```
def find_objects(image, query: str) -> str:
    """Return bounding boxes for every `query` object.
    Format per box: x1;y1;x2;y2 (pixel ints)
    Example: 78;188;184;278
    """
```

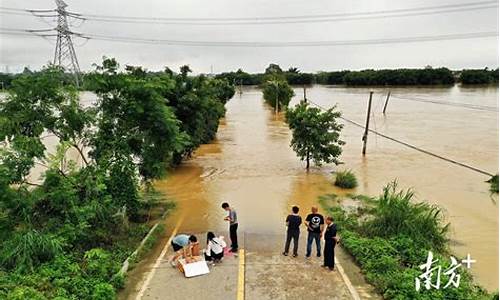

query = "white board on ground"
180;260;210;278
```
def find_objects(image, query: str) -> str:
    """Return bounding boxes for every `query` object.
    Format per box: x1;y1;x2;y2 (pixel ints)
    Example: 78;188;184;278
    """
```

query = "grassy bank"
319;182;494;300
0;196;174;300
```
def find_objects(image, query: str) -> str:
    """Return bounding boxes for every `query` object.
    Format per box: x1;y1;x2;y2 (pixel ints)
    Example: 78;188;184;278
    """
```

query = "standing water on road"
146;84;497;292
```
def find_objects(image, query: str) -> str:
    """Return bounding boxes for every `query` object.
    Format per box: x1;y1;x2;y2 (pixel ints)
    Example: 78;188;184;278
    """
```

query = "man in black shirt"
283;205;302;257
305;206;324;258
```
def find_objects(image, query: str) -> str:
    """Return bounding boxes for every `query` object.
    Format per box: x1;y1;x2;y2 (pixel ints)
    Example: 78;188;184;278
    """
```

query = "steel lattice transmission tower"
53;0;81;86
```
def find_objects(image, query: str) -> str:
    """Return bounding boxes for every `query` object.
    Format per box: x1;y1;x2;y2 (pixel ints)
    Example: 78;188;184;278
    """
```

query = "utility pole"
383;91;391;114
275;91;279;114
362;91;373;155
303;85;307;103
53;0;81;87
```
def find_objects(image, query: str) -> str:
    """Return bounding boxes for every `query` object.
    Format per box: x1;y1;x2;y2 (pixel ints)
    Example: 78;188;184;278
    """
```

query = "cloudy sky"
0;0;498;73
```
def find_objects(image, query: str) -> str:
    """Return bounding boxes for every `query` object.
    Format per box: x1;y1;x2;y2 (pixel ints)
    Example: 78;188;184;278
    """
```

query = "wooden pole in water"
303;85;307;103
362;91;373;155
382;91;391;114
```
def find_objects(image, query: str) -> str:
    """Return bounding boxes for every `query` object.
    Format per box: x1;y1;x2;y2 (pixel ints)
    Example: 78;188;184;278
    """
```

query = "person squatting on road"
283;205;302;257
204;232;226;264
305;206;325;258
222;202;238;252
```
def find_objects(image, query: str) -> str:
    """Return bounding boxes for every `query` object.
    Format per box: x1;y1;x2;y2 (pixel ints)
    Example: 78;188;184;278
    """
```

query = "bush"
92;283;116;300
0;230;64;272
83;248;119;281
487;174;498;194
7;287;47;300
362;182;449;252
334;170;358;189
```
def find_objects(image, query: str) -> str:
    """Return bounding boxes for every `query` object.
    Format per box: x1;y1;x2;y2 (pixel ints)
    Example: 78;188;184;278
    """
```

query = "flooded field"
153;84;498;291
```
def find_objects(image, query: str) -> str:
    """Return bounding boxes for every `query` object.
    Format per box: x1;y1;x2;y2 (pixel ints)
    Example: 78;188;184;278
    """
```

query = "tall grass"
362;181;449;252
334;170;358;189
0;230;64;272
487;174;499;194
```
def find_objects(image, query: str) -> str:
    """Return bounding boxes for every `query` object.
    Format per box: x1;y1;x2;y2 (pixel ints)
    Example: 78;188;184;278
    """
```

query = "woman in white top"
204;232;226;262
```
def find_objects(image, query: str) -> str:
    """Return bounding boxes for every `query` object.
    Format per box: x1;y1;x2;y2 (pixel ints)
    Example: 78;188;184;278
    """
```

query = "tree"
286;102;345;169
0;65;93;184
159;66;233;162
262;79;294;112
265;63;283;74
88;58;187;182
180;65;192;77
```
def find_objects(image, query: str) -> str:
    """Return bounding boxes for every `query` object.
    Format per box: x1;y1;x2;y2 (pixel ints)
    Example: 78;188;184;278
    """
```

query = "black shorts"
171;241;183;252
205;250;224;261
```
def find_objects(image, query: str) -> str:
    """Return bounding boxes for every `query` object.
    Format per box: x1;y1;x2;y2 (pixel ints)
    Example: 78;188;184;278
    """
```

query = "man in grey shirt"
222;202;238;252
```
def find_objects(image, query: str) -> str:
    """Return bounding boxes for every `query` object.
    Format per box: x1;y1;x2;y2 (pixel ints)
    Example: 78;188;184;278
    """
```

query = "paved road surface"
132;232;358;300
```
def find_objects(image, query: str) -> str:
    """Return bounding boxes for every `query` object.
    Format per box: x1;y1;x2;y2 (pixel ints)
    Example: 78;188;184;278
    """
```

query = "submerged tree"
286;102;344;170
262;79;294;112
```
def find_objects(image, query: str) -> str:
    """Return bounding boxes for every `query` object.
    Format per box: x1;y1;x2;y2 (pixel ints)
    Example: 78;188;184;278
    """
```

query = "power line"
0;1;497;25
2;1;496;20
76;31;500;47
62;1;500;21
307;100;495;177
390;95;498;112
1;27;497;47
77;5;498;25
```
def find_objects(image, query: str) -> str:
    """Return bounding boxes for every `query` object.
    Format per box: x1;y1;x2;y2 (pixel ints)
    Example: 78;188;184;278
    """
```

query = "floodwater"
154;84;499;292
4;84;497;293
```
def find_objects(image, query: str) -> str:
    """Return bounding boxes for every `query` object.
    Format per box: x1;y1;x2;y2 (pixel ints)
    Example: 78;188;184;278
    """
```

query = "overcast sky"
0;0;498;73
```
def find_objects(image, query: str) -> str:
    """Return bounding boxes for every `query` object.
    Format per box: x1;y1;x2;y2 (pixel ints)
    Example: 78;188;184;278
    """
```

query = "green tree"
265;63;283;74
0;65;93;184
158;66;232;162
262;79;294;112
286;102;344;169
88;58;186;183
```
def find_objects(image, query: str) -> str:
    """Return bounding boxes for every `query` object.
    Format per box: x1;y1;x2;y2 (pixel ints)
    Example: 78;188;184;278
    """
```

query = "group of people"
283;205;339;271
168;202;238;267
168;202;338;272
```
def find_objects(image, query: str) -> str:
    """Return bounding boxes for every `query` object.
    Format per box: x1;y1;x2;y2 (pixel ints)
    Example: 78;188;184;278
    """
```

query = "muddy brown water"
153;84;498;292
4;84;497;294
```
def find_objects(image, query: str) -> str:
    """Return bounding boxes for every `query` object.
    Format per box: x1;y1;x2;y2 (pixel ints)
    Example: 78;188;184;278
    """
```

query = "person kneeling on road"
169;234;198;267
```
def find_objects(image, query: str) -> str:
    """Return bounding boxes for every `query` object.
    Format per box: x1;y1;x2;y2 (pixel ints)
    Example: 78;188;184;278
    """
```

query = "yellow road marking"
135;214;185;300
237;249;245;300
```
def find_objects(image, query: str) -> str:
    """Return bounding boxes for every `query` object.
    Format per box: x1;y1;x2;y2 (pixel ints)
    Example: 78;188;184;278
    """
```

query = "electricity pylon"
53;0;81;86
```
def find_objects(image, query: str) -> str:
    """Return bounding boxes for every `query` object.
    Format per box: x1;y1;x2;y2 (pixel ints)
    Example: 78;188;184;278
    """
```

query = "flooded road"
152;84;498;292
5;83;497;293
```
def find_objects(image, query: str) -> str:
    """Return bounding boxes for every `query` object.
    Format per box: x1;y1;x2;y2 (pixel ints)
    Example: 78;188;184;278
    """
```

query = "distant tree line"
1;65;498;92
459;68;499;85
215;64;499;86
